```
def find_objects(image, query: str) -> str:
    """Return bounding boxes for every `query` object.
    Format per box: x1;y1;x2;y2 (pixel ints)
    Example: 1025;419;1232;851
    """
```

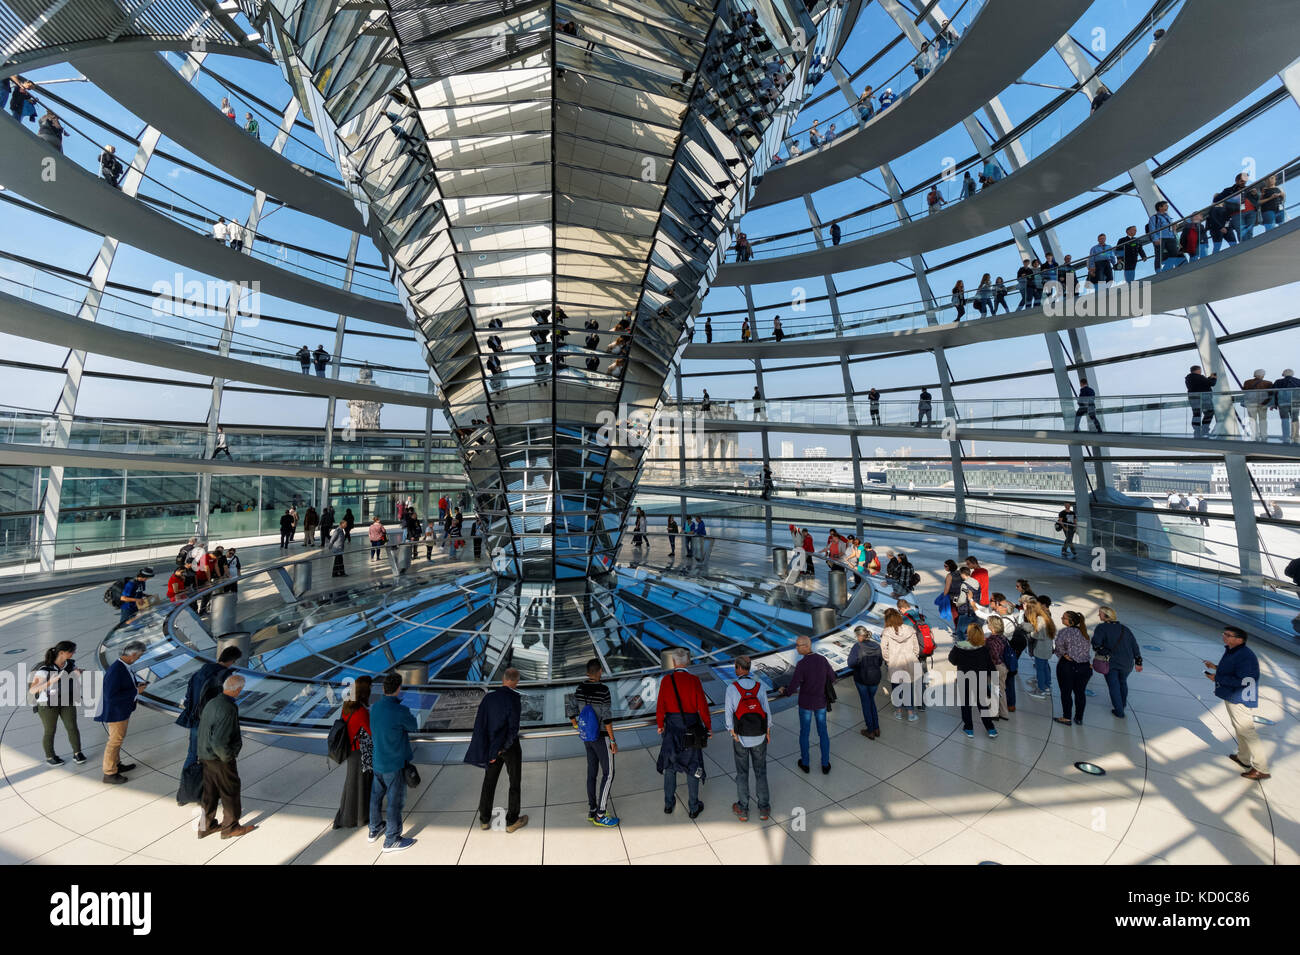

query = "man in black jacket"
465;668;527;832
197;673;256;839
1116;225;1147;283
1185;365;1218;438
279;508;294;549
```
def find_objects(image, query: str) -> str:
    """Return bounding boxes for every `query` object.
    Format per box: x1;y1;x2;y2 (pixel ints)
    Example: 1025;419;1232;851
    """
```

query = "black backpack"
103;577;129;608
327;715;353;764
1286;557;1300;583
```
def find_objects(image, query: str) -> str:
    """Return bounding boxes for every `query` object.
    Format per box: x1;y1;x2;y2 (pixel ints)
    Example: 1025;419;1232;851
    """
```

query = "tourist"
725;655;771;822
329;523;347;576
1117;224;1147;282
303;505;319;547
857;88;875;121
94;641;147;784
779;635;836;773
279;508;294;549
1204;626;1269;779
29;641;86;766
213;217;229;245
1016;259;1034;309
312;345;330;378
1091;607;1141;718
631;506;648;548
244;112;259;139
99;144;124;188
1087;234;1116;292
960;170;976;200
37;110;67;152
197;674;256;839
333;677;373;828
829;222;841;246
467;668;528;832
666;515;679;556
964;555;990;606
1056;502;1078;557
916;387;933;427
953;567;980;634
704;317;713;343
951;280;966;321
118;568;152;626
319;504;335;546
226;217;244;253
1025;600;1055;699
369;673;418;850
1074;377;1102;432
368;516;386;560
341;507;355;542
1185;364;1218;438
984;616;1012;720
880;608;920;721
565;659;619;827
655;649;710;817
927;185;946;216
868;386;881;425
1258;174;1286;230
1053;610;1093;725
1206;198;1237;253
1242;369;1273;440
1273;368;1299;443
219;96;236;120
972;274;993;317
878;87;896;110
848;625;883;738
1029;256;1047;306
992;276;1010;314
950;625;998;738
176;645;242;796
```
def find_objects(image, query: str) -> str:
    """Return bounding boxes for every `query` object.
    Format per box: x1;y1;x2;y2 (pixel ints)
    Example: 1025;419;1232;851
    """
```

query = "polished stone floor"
1;528;1297;865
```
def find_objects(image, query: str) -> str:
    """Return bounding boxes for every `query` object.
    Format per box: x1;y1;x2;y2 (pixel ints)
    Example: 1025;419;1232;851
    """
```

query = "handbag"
668;672;707;749
1092;656;1110;675
402;761;420;787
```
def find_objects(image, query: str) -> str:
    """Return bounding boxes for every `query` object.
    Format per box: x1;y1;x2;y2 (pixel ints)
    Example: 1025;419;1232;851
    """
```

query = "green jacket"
197;693;242;762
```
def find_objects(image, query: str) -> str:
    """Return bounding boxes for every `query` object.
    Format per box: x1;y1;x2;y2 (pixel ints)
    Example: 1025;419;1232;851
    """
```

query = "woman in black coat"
333;676;374;829
949;625;998;738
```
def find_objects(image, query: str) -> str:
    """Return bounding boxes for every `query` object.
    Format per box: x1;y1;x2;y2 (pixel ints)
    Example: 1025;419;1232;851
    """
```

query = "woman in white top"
29;641;85;765
879;608;921;720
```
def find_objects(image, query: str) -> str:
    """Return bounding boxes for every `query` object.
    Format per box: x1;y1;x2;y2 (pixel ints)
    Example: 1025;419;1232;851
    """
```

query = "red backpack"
905;610;935;656
732;681;768;736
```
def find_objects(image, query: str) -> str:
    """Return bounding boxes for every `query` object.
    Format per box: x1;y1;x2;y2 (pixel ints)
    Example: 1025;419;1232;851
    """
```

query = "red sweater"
656;670;711;730
345;705;371;744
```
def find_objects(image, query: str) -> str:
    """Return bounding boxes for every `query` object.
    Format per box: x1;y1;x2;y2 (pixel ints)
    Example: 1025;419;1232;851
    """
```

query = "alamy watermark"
1041;280;1151;320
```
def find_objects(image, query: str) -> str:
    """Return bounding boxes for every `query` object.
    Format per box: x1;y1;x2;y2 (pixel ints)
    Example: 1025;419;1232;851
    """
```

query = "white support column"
322;231;361;506
743;286;772;547
1223;454;1263;587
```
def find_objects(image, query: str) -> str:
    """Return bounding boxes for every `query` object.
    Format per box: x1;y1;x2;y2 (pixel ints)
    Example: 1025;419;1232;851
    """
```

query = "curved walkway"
690;216;1300;359
0;290;436;408
0;118;407;328
0;530;1293;864
76;52;366;233
721;0;1300;284
750;0;1093;210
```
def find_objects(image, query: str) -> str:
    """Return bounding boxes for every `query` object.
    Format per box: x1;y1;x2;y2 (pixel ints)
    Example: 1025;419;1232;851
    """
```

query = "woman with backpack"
848;625;883;738
29;642;86;765
1091;606;1142;718
880;608;920;721
333;676;374;829
1024;600;1055;700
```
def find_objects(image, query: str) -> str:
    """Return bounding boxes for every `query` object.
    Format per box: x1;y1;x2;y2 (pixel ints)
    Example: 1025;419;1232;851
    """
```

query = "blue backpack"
577;704;600;742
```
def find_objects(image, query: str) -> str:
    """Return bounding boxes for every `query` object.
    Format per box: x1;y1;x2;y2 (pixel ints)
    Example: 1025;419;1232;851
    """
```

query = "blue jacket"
176;662;235;729
369;694;417;773
95;658;138;723
1091;621;1141;672
464;687;521;768
1213;644;1260;707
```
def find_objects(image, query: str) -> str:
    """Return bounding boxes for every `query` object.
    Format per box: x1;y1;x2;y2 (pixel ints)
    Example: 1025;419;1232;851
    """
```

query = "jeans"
1103;666;1130;715
1057;659;1092;721
1235;210;1256;241
1123;268;1136;283
369;769;407;846
1033;656;1052;693
663;758;701;814
38;706;82;759
855;682;880;732
1260;209;1285;230
733;739;771;813
371;541;383;560
1005;658;1018;708
798;706;830;768
1017;279;1028;308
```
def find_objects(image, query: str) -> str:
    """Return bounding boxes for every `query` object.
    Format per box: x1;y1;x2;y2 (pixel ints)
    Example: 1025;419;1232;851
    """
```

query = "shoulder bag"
668;672;708;749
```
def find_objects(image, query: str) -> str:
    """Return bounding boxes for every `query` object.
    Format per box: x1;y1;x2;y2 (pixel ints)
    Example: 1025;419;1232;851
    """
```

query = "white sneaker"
894;711;904;721
907;712;919;722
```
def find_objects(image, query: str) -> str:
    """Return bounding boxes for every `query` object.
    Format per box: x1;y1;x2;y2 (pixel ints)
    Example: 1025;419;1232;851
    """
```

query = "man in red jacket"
655;649;711;818
965;556;990;606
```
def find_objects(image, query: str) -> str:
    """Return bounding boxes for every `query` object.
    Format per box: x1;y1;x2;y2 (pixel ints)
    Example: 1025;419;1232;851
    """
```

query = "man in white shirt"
226;218;244;252
725;655;771;822
212;217;227;244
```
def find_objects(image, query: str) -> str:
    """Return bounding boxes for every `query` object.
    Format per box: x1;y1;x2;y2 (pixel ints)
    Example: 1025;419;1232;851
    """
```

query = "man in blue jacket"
465;668;527;833
176;646;243;776
368;673;418;852
1204;626;1269;780
94;641;147;784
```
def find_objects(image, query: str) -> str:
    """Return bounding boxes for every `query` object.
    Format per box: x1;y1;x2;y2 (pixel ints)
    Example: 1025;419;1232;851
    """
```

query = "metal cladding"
267;0;831;580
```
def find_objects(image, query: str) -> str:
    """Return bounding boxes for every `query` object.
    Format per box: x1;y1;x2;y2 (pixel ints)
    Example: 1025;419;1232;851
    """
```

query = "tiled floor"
1;530;1297;865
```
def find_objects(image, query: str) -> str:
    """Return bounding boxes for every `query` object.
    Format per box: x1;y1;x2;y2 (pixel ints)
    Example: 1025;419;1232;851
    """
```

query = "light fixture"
1073;761;1106;776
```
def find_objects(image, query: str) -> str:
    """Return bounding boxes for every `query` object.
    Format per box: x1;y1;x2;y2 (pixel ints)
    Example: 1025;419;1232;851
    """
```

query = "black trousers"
280;529;292;548
1058;659;1093;721
199;757;242;830
332;554;346;577
478;740;522;826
